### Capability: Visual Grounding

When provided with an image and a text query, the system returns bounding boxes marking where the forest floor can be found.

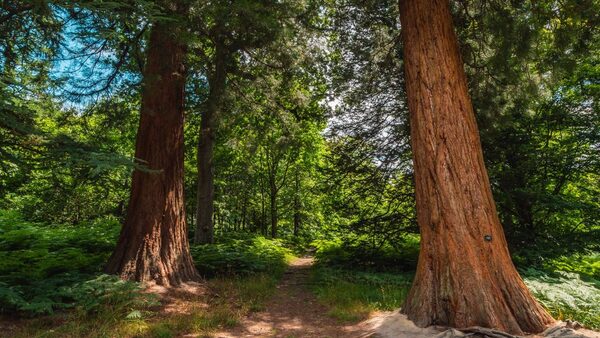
[3,256,599,338]
[213,257,370,338]
[211,257,600,338]
[1,257,374,338]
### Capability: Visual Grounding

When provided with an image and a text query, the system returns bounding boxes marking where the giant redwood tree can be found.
[105,1,199,286]
[398,0,554,334]
[192,0,288,244]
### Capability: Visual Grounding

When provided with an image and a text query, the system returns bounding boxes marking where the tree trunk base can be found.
[106,235,200,287]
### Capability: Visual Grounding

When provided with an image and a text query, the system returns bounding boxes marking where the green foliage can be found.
[460,1,600,256]
[545,253,600,280]
[523,268,600,330]
[310,266,412,322]
[322,0,416,250]
[0,210,121,315]
[0,273,158,321]
[64,274,158,316]
[312,236,419,272]
[190,234,294,277]
[0,95,138,223]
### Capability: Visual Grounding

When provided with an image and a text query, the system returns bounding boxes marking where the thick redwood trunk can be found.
[194,40,227,245]
[105,4,199,286]
[398,0,554,334]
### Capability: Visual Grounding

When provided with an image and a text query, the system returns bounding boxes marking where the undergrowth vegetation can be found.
[520,252,600,330]
[310,236,600,329]
[310,237,415,321]
[2,208,599,335]
[190,234,294,277]
[523,269,600,330]
[312,236,420,272]
[0,210,293,337]
[0,210,121,315]
[6,273,278,338]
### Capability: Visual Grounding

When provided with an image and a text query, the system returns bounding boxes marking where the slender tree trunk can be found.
[262,200,267,235]
[105,3,199,286]
[293,203,300,237]
[241,197,247,231]
[270,179,278,238]
[398,0,554,334]
[293,172,300,237]
[516,197,536,242]
[194,40,227,244]
[260,178,268,235]
[194,110,215,244]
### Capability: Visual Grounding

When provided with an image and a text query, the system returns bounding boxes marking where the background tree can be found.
[188,0,293,244]
[322,0,417,252]
[0,1,140,222]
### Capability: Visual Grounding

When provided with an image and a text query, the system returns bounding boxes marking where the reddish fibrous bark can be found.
[105,3,199,286]
[398,0,554,334]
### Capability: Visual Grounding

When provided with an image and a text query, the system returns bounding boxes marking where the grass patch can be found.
[139,303,242,338]
[134,273,279,337]
[310,267,412,322]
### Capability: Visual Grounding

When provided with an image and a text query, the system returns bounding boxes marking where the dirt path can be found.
[214,257,369,338]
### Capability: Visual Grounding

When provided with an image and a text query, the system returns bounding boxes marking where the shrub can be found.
[190,235,293,277]
[312,236,419,272]
[65,274,158,316]
[523,268,600,330]
[0,210,121,315]
[543,252,600,280]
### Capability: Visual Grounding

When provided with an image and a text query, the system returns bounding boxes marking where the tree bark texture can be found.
[194,39,227,244]
[105,2,199,286]
[398,0,554,334]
